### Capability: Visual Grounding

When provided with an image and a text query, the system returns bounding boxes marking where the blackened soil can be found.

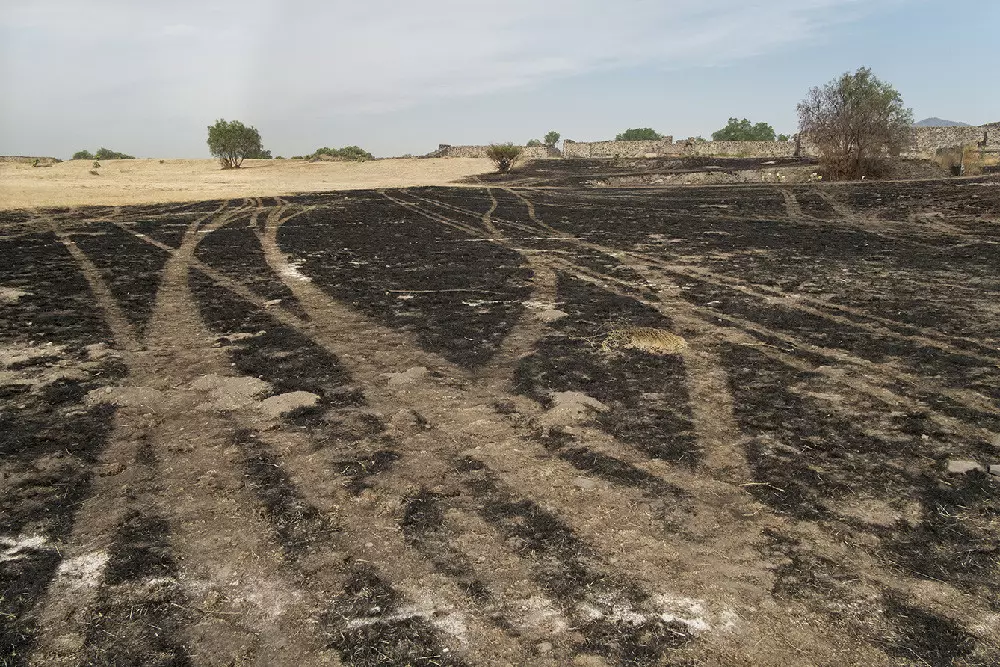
[523,187,788,251]
[790,188,836,219]
[189,270,360,406]
[468,157,818,188]
[338,449,401,494]
[82,511,192,666]
[556,445,688,501]
[460,458,693,665]
[678,273,1000,402]
[233,430,336,557]
[323,566,469,667]
[401,491,494,604]
[516,274,700,464]
[887,471,1000,603]
[71,222,171,335]
[5,177,1000,665]
[132,215,195,249]
[278,193,532,368]
[407,186,495,218]
[195,217,308,318]
[879,594,978,666]
[0,232,117,346]
[725,344,999,606]
[0,549,61,666]
[725,343,921,519]
[0,232,126,665]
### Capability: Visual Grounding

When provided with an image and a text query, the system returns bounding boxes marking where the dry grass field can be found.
[0,158,492,209]
[2,158,999,666]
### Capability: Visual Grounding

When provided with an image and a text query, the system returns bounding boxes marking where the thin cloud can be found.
[0,0,905,154]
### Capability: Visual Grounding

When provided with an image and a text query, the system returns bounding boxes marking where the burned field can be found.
[2,175,999,666]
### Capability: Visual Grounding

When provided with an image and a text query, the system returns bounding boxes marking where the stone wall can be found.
[431,144,557,159]
[905,123,1000,157]
[562,138,799,159]
[437,121,1000,163]
[562,138,676,158]
[682,141,799,158]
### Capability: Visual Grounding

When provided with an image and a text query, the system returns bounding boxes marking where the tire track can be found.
[256,198,877,664]
[422,187,1000,362]
[31,202,343,667]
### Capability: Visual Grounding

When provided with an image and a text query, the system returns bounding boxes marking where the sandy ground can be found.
[0,157,492,209]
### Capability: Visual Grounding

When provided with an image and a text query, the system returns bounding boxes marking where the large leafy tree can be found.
[207,119,265,169]
[797,67,913,180]
[544,130,560,147]
[615,128,663,141]
[712,118,776,141]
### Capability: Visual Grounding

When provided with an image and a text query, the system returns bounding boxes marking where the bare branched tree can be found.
[798,67,913,180]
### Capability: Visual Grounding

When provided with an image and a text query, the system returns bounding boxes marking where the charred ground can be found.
[2,169,999,666]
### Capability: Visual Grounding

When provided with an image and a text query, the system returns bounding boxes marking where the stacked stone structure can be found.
[433,122,998,162]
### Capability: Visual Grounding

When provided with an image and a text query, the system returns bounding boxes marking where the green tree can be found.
[615,128,663,141]
[526,139,543,147]
[206,119,264,169]
[711,118,776,141]
[94,147,135,159]
[485,143,523,173]
[797,67,914,180]
[72,149,94,160]
[777,134,791,142]
[544,131,560,147]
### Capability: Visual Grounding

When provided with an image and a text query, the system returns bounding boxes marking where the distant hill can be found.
[915,117,971,127]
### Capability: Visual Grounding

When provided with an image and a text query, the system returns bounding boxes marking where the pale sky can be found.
[1,0,996,158]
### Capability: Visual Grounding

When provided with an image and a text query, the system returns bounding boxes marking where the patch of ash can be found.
[0,286,30,304]
[280,258,312,282]
[0,534,50,562]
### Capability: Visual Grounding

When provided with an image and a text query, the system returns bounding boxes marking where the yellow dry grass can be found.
[602,326,688,355]
[0,157,493,210]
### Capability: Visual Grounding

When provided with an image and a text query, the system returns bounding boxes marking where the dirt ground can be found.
[0,158,492,209]
[2,164,999,666]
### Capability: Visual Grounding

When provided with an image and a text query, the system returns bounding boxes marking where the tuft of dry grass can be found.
[602,326,687,355]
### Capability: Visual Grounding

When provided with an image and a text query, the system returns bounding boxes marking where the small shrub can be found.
[309,146,374,161]
[159,159,165,164]
[275,155,286,160]
[73,149,94,160]
[485,143,523,173]
[526,139,543,147]
[93,160,101,168]
[95,147,135,160]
